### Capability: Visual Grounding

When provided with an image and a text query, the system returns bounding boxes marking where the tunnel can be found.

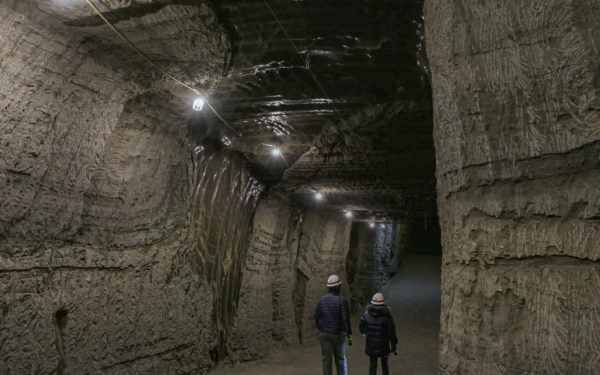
[1,0,599,374]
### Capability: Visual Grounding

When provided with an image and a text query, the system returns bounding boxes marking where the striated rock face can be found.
[425,0,600,373]
[0,3,261,373]
[0,4,133,242]
[227,192,354,362]
[346,222,405,311]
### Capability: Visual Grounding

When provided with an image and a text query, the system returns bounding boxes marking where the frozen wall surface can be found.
[425,0,600,374]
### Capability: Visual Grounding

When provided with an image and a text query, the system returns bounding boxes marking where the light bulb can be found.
[272,148,281,156]
[345,211,352,218]
[193,98,204,111]
[316,192,323,200]
[380,224,385,228]
[369,222,375,228]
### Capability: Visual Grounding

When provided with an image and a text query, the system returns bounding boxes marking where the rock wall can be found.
[346,222,374,311]
[0,4,134,242]
[425,0,600,373]
[0,2,412,374]
[0,4,253,373]
[346,222,405,311]
[228,196,354,363]
[372,224,402,288]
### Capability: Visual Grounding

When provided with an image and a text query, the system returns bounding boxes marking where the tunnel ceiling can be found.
[6,0,436,220]
[209,0,436,220]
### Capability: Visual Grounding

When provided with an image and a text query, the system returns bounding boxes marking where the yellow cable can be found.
[279,150,290,167]
[84,0,242,137]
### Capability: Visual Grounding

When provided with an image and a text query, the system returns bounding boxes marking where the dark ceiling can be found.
[209,0,430,139]
[203,0,435,219]
[5,0,436,220]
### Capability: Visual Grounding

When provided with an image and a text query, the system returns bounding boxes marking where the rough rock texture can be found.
[0,0,431,373]
[227,192,353,363]
[372,224,402,288]
[425,0,600,373]
[0,4,133,242]
[0,144,263,374]
[0,2,258,373]
[346,222,406,311]
[8,0,232,92]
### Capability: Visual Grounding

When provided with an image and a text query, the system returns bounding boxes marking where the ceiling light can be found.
[272,148,281,156]
[369,222,375,228]
[345,211,352,218]
[193,98,204,111]
[316,192,323,200]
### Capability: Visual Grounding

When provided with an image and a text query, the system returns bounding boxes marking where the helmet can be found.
[327,275,342,287]
[371,293,386,305]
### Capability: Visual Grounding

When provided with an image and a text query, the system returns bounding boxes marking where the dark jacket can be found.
[359,305,398,357]
[314,290,352,335]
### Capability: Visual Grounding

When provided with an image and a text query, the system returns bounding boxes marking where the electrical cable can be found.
[84,0,242,137]
[279,150,290,167]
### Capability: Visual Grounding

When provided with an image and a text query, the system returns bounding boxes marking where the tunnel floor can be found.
[212,255,441,375]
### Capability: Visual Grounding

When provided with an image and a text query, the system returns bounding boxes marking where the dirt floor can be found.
[212,255,441,374]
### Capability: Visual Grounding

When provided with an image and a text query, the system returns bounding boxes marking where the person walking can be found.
[314,275,353,375]
[359,293,398,375]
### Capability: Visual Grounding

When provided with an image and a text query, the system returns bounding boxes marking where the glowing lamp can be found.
[380,224,385,228]
[369,222,375,228]
[345,211,352,218]
[316,192,323,200]
[193,98,204,111]
[272,148,281,156]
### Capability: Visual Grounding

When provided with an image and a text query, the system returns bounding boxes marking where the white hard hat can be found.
[327,275,341,287]
[371,293,386,305]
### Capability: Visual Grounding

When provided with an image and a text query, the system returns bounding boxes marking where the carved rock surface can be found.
[425,0,600,373]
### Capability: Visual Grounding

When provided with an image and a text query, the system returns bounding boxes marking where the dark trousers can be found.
[369,355,389,375]
[319,332,347,375]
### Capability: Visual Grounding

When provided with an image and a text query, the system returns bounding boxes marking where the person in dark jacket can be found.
[359,293,398,375]
[314,275,353,375]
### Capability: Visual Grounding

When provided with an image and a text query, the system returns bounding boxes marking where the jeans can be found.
[319,332,347,375]
[369,355,389,375]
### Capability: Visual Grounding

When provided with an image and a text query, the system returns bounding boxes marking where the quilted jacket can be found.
[359,305,398,357]
[314,290,352,335]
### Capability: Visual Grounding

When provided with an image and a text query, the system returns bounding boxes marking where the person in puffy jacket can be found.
[314,275,352,375]
[359,293,398,375]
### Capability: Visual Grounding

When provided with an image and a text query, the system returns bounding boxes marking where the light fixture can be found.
[193,97,204,111]
[369,222,375,228]
[345,211,352,218]
[380,224,385,228]
[272,148,281,156]
[221,136,232,146]
[316,192,323,200]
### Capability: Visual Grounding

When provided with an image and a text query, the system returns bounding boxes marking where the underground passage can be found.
[1,0,600,374]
